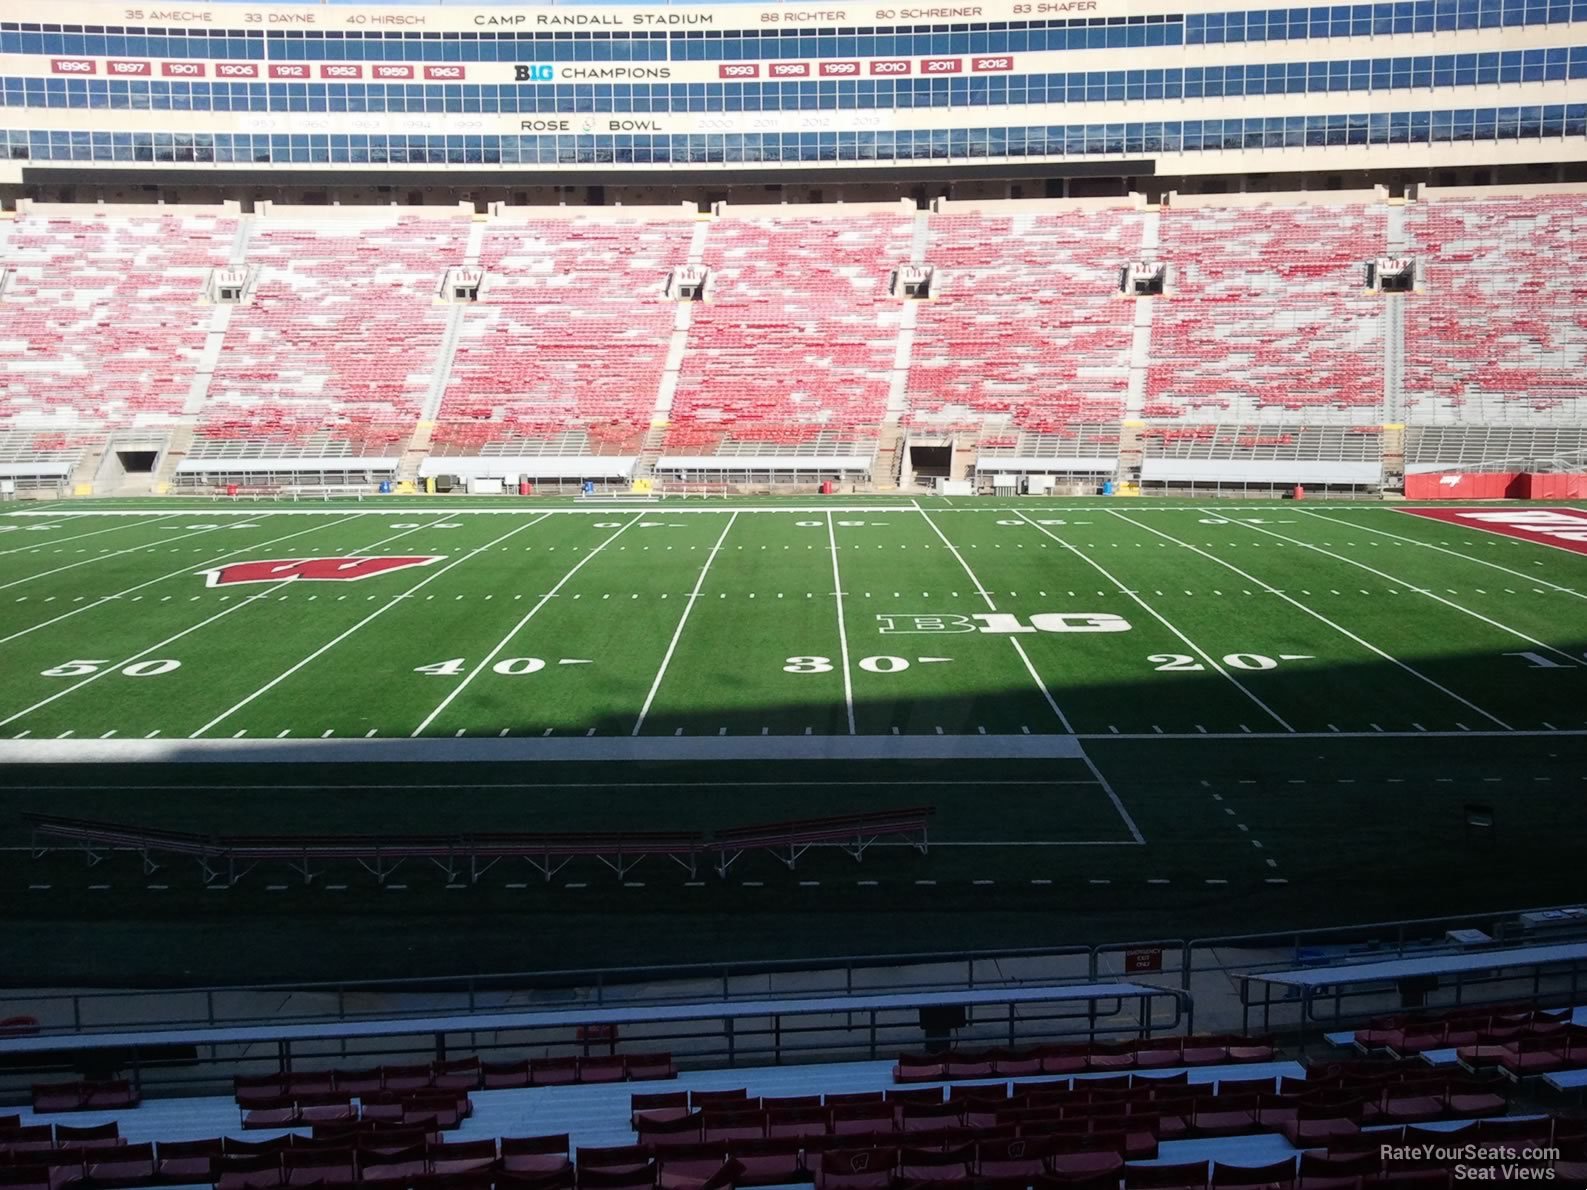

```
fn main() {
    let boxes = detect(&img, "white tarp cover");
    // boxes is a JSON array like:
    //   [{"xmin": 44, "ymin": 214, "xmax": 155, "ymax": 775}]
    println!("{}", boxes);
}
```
[
  {"xmin": 656, "ymin": 455, "xmax": 872, "ymax": 472},
  {"xmin": 419, "ymin": 455, "xmax": 637, "ymax": 480},
  {"xmin": 1141, "ymin": 459, "xmax": 1382, "ymax": 484},
  {"xmin": 976, "ymin": 456, "xmax": 1118, "ymax": 473},
  {"xmin": 177, "ymin": 457, "xmax": 399, "ymax": 474}
]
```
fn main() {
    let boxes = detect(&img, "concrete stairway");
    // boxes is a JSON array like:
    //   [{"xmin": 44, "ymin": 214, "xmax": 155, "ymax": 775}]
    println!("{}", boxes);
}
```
[
  {"xmin": 398, "ymin": 421, "xmax": 436, "ymax": 487},
  {"xmin": 870, "ymin": 425, "xmax": 905, "ymax": 490},
  {"xmin": 151, "ymin": 425, "xmax": 195, "ymax": 494}
]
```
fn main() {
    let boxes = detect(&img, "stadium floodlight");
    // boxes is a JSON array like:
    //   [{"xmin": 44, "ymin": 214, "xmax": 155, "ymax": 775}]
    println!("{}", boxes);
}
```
[
  {"xmin": 1365, "ymin": 256, "xmax": 1416, "ymax": 293},
  {"xmin": 890, "ymin": 264, "xmax": 936, "ymax": 300},
  {"xmin": 206, "ymin": 265, "xmax": 252, "ymax": 305},
  {"xmin": 441, "ymin": 266, "xmax": 484, "ymax": 303},
  {"xmin": 1119, "ymin": 260, "xmax": 1166, "ymax": 296},
  {"xmin": 665, "ymin": 264, "xmax": 710, "ymax": 302}
]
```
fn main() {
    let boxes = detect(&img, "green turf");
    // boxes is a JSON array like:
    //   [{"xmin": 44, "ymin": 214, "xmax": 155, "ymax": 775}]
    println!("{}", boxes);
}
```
[{"xmin": 3, "ymin": 497, "xmax": 1587, "ymax": 985}]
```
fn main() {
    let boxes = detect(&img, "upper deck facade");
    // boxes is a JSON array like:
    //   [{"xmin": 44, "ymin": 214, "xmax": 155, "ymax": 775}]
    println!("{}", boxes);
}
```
[{"xmin": 1, "ymin": 0, "xmax": 1583, "ymax": 184}]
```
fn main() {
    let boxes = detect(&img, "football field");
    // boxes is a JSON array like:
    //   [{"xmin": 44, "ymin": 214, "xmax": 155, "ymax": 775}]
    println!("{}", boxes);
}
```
[
  {"xmin": 3, "ymin": 498, "xmax": 1587, "ymax": 741},
  {"xmin": 3, "ymin": 495, "xmax": 1587, "ymax": 984}
]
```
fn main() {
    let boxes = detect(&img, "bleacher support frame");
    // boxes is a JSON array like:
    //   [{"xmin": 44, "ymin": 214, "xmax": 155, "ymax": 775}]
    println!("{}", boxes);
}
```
[
  {"xmin": 708, "ymin": 808, "xmax": 933, "ymax": 877},
  {"xmin": 25, "ymin": 810, "xmax": 935, "ymax": 889}
]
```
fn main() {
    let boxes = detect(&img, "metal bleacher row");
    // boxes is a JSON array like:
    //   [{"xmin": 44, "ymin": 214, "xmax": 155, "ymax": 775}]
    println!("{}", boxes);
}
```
[
  {"xmin": 1, "ymin": 185, "xmax": 1585, "ymax": 486},
  {"xmin": 10, "ymin": 932, "xmax": 1587, "ymax": 1190},
  {"xmin": 25, "ymin": 809, "xmax": 934, "ymax": 887},
  {"xmin": 7, "ymin": 1041, "xmax": 1587, "ymax": 1190}
]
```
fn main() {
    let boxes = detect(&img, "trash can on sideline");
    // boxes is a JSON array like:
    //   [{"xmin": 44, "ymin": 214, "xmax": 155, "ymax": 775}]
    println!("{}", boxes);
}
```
[
  {"xmin": 225, "ymin": 483, "xmax": 239, "ymax": 497},
  {"xmin": 519, "ymin": 480, "xmax": 532, "ymax": 496},
  {"xmin": 1293, "ymin": 484, "xmax": 1305, "ymax": 500}
]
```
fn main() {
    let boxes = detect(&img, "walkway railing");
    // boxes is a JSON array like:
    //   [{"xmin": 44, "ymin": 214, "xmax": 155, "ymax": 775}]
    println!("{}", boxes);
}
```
[{"xmin": 2, "ymin": 901, "xmax": 1583, "ymax": 1041}]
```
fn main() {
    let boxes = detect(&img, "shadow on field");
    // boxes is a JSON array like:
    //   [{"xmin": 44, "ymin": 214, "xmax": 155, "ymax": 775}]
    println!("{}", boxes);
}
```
[{"xmin": 1, "ymin": 636, "xmax": 1587, "ymax": 985}]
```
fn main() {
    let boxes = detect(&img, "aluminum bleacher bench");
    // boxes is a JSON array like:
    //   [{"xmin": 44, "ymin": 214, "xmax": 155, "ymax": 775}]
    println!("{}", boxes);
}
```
[
  {"xmin": 26, "ymin": 815, "xmax": 213, "ymax": 873},
  {"xmin": 24, "ymin": 815, "xmax": 704, "ymax": 885},
  {"xmin": 707, "ymin": 808, "xmax": 934, "ymax": 877}
]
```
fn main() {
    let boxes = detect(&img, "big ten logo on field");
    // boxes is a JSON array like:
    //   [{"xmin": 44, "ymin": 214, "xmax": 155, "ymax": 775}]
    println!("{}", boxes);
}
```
[
  {"xmin": 876, "ymin": 613, "xmax": 1132, "ymax": 634},
  {"xmin": 514, "ymin": 64, "xmax": 555, "ymax": 81}
]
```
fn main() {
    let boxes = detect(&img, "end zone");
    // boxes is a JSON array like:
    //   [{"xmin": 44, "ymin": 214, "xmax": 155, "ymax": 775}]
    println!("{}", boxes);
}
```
[{"xmin": 1398, "ymin": 506, "xmax": 1587, "ymax": 557}]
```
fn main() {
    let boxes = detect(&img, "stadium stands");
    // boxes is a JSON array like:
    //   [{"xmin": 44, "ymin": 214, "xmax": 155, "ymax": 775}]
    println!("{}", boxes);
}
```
[
  {"xmin": 1403, "ymin": 425, "xmax": 1587, "ymax": 473},
  {"xmin": 666, "ymin": 207, "xmax": 911, "ymax": 455},
  {"xmin": 435, "ymin": 213, "xmax": 695, "ymax": 458},
  {"xmin": 1138, "ymin": 425, "xmax": 1385, "ymax": 489},
  {"xmin": 0, "ymin": 207, "xmax": 234, "ymax": 432},
  {"xmin": 1403, "ymin": 187, "xmax": 1587, "ymax": 426},
  {"xmin": 0, "ymin": 431, "xmax": 88, "ymax": 488},
  {"xmin": 1350, "ymin": 1004, "xmax": 1569, "ymax": 1057},
  {"xmin": 3, "ymin": 187, "xmax": 1587, "ymax": 493},
  {"xmin": 199, "ymin": 209, "xmax": 470, "ymax": 456},
  {"xmin": 906, "ymin": 204, "xmax": 1139, "ymax": 435},
  {"xmin": 1146, "ymin": 197, "xmax": 1386, "ymax": 425},
  {"xmin": 10, "ymin": 1041, "xmax": 1587, "ymax": 1190}
]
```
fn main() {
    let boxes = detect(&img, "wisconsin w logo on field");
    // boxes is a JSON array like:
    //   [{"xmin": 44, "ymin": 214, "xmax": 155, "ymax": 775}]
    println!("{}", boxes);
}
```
[{"xmin": 199, "ymin": 556, "xmax": 444, "ymax": 588}]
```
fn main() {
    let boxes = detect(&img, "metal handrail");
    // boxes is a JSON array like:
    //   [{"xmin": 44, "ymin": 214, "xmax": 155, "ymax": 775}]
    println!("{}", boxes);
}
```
[{"xmin": 3, "ymin": 899, "xmax": 1582, "ymax": 1039}]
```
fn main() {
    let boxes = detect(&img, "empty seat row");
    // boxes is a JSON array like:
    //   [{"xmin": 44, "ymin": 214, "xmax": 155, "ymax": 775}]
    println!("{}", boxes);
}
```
[
  {"xmin": 241, "ymin": 1091, "xmax": 471, "ymax": 1133},
  {"xmin": 1352, "ymin": 1004, "xmax": 1567, "ymax": 1054},
  {"xmin": 893, "ymin": 1036, "xmax": 1275, "ymax": 1082},
  {"xmin": 235, "ymin": 1053, "xmax": 673, "ymax": 1105},
  {"xmin": 0, "ymin": 1134, "xmax": 573, "ymax": 1190},
  {"xmin": 27, "ymin": 1084, "xmax": 139, "ymax": 1116}
]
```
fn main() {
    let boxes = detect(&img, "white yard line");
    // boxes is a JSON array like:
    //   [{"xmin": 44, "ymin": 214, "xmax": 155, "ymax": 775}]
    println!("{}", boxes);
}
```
[
  {"xmin": 631, "ymin": 511, "xmax": 738, "ymax": 737},
  {"xmin": 1011, "ymin": 510, "xmax": 1293, "ymax": 732},
  {"xmin": 0, "ymin": 520, "xmax": 236, "ymax": 593},
  {"xmin": 1113, "ymin": 510, "xmax": 1513, "ymax": 730},
  {"xmin": 0, "ymin": 519, "xmax": 438, "ymax": 730},
  {"xmin": 914, "ymin": 503, "xmax": 1073, "ymax": 732},
  {"xmin": 1302, "ymin": 508, "xmax": 1587, "ymax": 602},
  {"xmin": 913, "ymin": 503, "xmax": 1144, "ymax": 844},
  {"xmin": 827, "ymin": 510, "xmax": 857, "ymax": 736},
  {"xmin": 1211, "ymin": 509, "xmax": 1582, "ymax": 666},
  {"xmin": 0, "ymin": 514, "xmax": 369, "ymax": 648},
  {"xmin": 1212, "ymin": 510, "xmax": 1583, "ymax": 666},
  {"xmin": 6, "ymin": 503, "xmax": 1427, "ymax": 518},
  {"xmin": 410, "ymin": 516, "xmax": 643, "ymax": 737},
  {"xmin": 191, "ymin": 515, "xmax": 553, "ymax": 738},
  {"xmin": 0, "ymin": 513, "xmax": 185, "ymax": 556}
]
